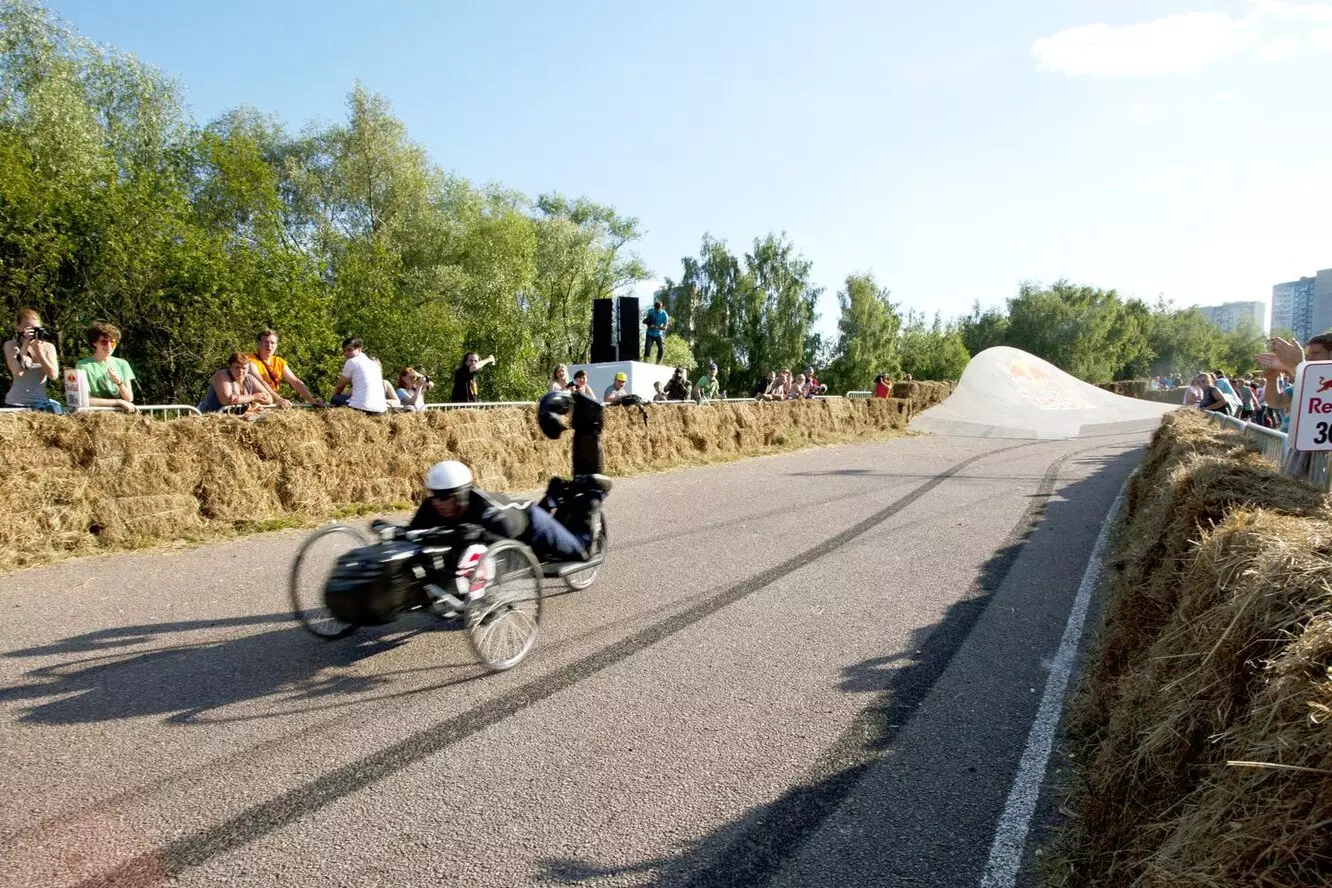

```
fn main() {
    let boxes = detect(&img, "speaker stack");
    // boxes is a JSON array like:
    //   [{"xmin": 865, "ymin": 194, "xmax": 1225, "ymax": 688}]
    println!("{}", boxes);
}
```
[
  {"xmin": 590, "ymin": 298, "xmax": 616, "ymax": 363},
  {"xmin": 617, "ymin": 296, "xmax": 640, "ymax": 362}
]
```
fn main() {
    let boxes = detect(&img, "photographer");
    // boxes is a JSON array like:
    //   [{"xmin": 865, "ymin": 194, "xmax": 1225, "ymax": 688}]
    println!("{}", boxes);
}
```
[
  {"xmin": 395, "ymin": 367, "xmax": 433, "ymax": 411},
  {"xmin": 76, "ymin": 322, "xmax": 137, "ymax": 412},
  {"xmin": 4, "ymin": 309, "xmax": 63, "ymax": 414}
]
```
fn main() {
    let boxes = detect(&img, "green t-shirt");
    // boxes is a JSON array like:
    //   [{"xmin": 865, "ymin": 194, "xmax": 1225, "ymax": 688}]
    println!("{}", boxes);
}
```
[
  {"xmin": 695, "ymin": 375, "xmax": 719, "ymax": 398},
  {"xmin": 77, "ymin": 356, "xmax": 136, "ymax": 399}
]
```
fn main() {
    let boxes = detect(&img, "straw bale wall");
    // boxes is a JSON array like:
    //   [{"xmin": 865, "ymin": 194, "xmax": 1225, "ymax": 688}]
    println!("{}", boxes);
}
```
[
  {"xmin": 0, "ymin": 394, "xmax": 942, "ymax": 572},
  {"xmin": 1053, "ymin": 410, "xmax": 1332, "ymax": 887}
]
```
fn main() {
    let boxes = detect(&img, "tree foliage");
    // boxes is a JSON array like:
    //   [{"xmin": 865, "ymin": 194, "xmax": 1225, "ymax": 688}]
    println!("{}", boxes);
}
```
[{"xmin": 0, "ymin": 3, "xmax": 647, "ymax": 402}]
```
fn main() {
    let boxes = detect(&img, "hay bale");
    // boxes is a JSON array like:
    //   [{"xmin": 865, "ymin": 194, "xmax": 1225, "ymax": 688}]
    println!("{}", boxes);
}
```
[
  {"xmin": 1056, "ymin": 410, "xmax": 1332, "ymax": 887},
  {"xmin": 0, "ymin": 390, "xmax": 938, "ymax": 572}
]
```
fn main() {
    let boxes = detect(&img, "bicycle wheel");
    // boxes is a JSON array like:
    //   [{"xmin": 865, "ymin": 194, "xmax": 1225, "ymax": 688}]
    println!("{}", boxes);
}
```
[
  {"xmin": 562, "ymin": 514, "xmax": 608, "ymax": 592},
  {"xmin": 289, "ymin": 523, "xmax": 372, "ymax": 639},
  {"xmin": 465, "ymin": 540, "xmax": 544, "ymax": 671}
]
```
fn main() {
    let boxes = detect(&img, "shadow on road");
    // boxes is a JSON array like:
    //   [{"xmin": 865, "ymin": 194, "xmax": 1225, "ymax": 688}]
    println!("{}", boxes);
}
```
[
  {"xmin": 535, "ymin": 444, "xmax": 1143, "ymax": 888},
  {"xmin": 0, "ymin": 612, "xmax": 477, "ymax": 726}
]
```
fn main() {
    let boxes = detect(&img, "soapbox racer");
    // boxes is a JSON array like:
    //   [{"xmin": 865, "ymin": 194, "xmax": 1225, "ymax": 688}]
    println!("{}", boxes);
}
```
[{"xmin": 287, "ymin": 390, "xmax": 609, "ymax": 672}]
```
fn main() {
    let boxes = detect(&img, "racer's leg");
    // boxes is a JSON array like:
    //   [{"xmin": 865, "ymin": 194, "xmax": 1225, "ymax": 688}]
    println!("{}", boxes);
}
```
[{"xmin": 526, "ymin": 504, "xmax": 591, "ymax": 563}]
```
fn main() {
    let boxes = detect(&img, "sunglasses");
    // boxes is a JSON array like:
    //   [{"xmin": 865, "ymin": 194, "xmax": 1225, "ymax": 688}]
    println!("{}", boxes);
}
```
[{"xmin": 98, "ymin": 337, "xmax": 118, "ymax": 346}]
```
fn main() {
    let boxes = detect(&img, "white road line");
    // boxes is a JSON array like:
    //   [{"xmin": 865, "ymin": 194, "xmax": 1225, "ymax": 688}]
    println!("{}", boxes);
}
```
[{"xmin": 977, "ymin": 486, "xmax": 1125, "ymax": 888}]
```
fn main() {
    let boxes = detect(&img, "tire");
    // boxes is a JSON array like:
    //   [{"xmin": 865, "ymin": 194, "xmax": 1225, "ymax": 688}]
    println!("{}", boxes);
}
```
[
  {"xmin": 562, "ymin": 514, "xmax": 608, "ymax": 592},
  {"xmin": 289, "ymin": 523, "xmax": 372, "ymax": 639},
  {"xmin": 465, "ymin": 539, "xmax": 544, "ymax": 671}
]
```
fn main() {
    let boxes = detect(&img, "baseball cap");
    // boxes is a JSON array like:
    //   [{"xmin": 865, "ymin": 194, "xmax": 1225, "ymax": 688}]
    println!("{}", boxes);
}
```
[{"xmin": 614, "ymin": 372, "xmax": 627, "ymax": 382}]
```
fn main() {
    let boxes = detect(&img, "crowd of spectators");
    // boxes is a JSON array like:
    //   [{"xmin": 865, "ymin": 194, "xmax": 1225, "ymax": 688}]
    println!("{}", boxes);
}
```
[
  {"xmin": 4, "ymin": 306, "xmax": 847, "ymax": 419},
  {"xmin": 1, "ymin": 308, "xmax": 503, "ymax": 418}
]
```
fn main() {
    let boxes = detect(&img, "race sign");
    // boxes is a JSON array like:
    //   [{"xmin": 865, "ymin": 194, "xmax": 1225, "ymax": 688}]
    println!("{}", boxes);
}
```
[{"xmin": 1288, "ymin": 360, "xmax": 1332, "ymax": 450}]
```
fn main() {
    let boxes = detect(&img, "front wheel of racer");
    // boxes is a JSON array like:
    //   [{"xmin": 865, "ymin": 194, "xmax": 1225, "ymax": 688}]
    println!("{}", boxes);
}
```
[
  {"xmin": 289, "ymin": 523, "xmax": 371, "ymax": 640},
  {"xmin": 464, "ymin": 539, "xmax": 544, "ymax": 671}
]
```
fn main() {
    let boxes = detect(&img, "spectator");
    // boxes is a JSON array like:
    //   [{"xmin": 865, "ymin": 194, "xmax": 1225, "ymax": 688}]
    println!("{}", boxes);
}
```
[
  {"xmin": 873, "ymin": 374, "xmax": 891, "ymax": 398},
  {"xmin": 571, "ymin": 369, "xmax": 592, "ymax": 397},
  {"xmin": 76, "ymin": 322, "xmax": 137, "ymax": 412},
  {"xmin": 1211, "ymin": 369, "xmax": 1243, "ymax": 416},
  {"xmin": 804, "ymin": 365, "xmax": 827, "ymax": 396},
  {"xmin": 765, "ymin": 371, "xmax": 787, "ymax": 401},
  {"xmin": 604, "ymin": 371, "xmax": 629, "ymax": 404},
  {"xmin": 652, "ymin": 380, "xmax": 667, "ymax": 402},
  {"xmin": 752, "ymin": 371, "xmax": 777, "ymax": 400},
  {"xmin": 199, "ymin": 352, "xmax": 272, "ymax": 414},
  {"xmin": 791, "ymin": 373, "xmax": 812, "ymax": 399},
  {"xmin": 1183, "ymin": 374, "xmax": 1206, "ymax": 409},
  {"xmin": 904, "ymin": 373, "xmax": 913, "ymax": 382},
  {"xmin": 248, "ymin": 329, "xmax": 324, "ymax": 407},
  {"xmin": 695, "ymin": 362, "xmax": 720, "ymax": 401},
  {"xmin": 1256, "ymin": 333, "xmax": 1332, "ymax": 425},
  {"xmin": 450, "ymin": 351, "xmax": 496, "ymax": 403},
  {"xmin": 643, "ymin": 301, "xmax": 669, "ymax": 364},
  {"xmin": 1197, "ymin": 373, "xmax": 1231, "ymax": 414},
  {"xmin": 331, "ymin": 337, "xmax": 388, "ymax": 414},
  {"xmin": 550, "ymin": 364, "xmax": 568, "ymax": 393},
  {"xmin": 664, "ymin": 367, "xmax": 691, "ymax": 401},
  {"xmin": 1236, "ymin": 375, "xmax": 1258, "ymax": 420},
  {"xmin": 395, "ymin": 367, "xmax": 433, "ymax": 411},
  {"xmin": 4, "ymin": 308, "xmax": 62, "ymax": 414}
]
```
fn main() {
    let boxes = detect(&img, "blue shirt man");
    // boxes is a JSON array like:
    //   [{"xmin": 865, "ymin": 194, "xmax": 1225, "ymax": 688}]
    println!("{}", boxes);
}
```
[{"xmin": 643, "ymin": 301, "xmax": 669, "ymax": 363}]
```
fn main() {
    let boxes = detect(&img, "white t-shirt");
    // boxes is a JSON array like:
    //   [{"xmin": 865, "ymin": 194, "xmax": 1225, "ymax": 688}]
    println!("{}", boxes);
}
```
[{"xmin": 341, "ymin": 353, "xmax": 387, "ymax": 413}]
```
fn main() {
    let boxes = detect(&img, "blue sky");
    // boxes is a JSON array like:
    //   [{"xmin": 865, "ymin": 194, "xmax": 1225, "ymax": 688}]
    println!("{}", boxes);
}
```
[{"xmin": 47, "ymin": 0, "xmax": 1332, "ymax": 336}]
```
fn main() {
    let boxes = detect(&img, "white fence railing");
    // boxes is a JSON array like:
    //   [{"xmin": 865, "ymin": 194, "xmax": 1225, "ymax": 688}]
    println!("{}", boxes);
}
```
[
  {"xmin": 1200, "ymin": 411, "xmax": 1332, "ymax": 491},
  {"xmin": 1, "ymin": 403, "xmax": 202, "ymax": 419}
]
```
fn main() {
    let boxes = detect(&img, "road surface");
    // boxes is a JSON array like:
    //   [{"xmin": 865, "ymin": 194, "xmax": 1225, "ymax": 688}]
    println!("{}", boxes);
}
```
[{"xmin": 0, "ymin": 426, "xmax": 1153, "ymax": 887}]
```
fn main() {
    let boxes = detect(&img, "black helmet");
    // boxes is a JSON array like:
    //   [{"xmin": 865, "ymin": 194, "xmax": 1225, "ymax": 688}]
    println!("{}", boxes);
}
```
[{"xmin": 539, "ymin": 390, "xmax": 573, "ymax": 440}]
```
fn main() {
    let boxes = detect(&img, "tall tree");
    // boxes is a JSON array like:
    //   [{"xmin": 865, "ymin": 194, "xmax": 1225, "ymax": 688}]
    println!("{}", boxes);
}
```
[{"xmin": 825, "ymin": 273, "xmax": 901, "ymax": 391}]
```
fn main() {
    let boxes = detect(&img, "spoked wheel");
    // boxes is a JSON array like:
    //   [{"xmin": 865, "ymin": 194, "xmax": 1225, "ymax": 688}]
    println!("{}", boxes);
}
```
[
  {"xmin": 289, "ymin": 523, "xmax": 372, "ymax": 639},
  {"xmin": 465, "ymin": 540, "xmax": 544, "ymax": 671},
  {"xmin": 562, "ymin": 514, "xmax": 608, "ymax": 592}
]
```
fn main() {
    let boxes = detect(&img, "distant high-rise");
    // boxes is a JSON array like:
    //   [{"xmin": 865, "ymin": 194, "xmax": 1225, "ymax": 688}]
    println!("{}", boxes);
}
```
[
  {"xmin": 1198, "ymin": 301, "xmax": 1265, "ymax": 334},
  {"xmin": 1272, "ymin": 275, "xmax": 1321, "ymax": 343}
]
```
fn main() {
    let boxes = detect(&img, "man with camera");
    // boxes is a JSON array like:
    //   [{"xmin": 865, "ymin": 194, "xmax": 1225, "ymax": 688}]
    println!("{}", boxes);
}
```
[{"xmin": 4, "ymin": 309, "xmax": 63, "ymax": 414}]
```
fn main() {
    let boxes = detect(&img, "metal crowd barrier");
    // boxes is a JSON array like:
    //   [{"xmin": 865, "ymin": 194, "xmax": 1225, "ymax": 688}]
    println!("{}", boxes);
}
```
[
  {"xmin": 424, "ymin": 401, "xmax": 537, "ymax": 411},
  {"xmin": 0, "ymin": 403, "xmax": 202, "ymax": 419},
  {"xmin": 75, "ymin": 404, "xmax": 203, "ymax": 419},
  {"xmin": 1200, "ymin": 410, "xmax": 1332, "ymax": 491}
]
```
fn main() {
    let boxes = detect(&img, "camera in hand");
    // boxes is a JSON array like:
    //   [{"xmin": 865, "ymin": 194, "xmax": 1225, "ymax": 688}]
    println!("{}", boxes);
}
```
[{"xmin": 24, "ymin": 326, "xmax": 55, "ymax": 343}]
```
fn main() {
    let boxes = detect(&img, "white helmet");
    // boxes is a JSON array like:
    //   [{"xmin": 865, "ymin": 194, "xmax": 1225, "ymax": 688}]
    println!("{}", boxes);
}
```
[{"xmin": 425, "ymin": 460, "xmax": 473, "ymax": 495}]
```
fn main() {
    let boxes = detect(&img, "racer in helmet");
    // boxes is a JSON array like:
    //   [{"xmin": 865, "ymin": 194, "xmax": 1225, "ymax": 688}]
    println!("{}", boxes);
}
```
[{"xmin": 407, "ymin": 460, "xmax": 609, "ymax": 564}]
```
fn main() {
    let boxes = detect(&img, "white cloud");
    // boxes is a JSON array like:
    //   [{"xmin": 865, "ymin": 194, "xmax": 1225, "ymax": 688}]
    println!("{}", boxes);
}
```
[{"xmin": 1033, "ymin": 1, "xmax": 1332, "ymax": 78}]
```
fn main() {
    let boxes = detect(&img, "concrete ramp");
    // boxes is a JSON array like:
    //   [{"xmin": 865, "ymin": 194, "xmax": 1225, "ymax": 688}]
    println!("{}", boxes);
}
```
[{"xmin": 909, "ymin": 346, "xmax": 1176, "ymax": 439}]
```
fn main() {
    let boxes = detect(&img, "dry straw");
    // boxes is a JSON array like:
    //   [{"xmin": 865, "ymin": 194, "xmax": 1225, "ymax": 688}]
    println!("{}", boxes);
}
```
[
  {"xmin": 0, "ymin": 393, "xmax": 942, "ymax": 573},
  {"xmin": 1054, "ymin": 410, "xmax": 1332, "ymax": 887}
]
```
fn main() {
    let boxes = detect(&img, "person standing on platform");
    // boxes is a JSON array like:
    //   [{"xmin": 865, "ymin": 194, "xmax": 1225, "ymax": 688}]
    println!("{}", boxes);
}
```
[{"xmin": 643, "ymin": 301, "xmax": 669, "ymax": 364}]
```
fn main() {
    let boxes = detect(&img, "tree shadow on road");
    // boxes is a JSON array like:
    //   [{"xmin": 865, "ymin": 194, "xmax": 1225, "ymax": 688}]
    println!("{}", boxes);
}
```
[{"xmin": 534, "ymin": 445, "xmax": 1143, "ymax": 888}]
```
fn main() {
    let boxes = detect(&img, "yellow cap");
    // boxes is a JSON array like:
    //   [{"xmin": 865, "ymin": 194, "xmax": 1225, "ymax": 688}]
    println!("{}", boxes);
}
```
[{"xmin": 614, "ymin": 372, "xmax": 627, "ymax": 382}]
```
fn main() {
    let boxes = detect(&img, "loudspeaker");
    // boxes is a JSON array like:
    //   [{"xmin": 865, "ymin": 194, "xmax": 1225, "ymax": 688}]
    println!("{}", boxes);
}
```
[
  {"xmin": 617, "ymin": 296, "xmax": 640, "ymax": 362},
  {"xmin": 591, "ymin": 298, "xmax": 616, "ymax": 363}
]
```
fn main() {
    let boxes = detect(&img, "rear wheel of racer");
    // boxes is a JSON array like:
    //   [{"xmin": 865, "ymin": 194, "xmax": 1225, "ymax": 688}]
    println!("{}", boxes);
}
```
[
  {"xmin": 465, "ymin": 540, "xmax": 544, "ymax": 671},
  {"xmin": 289, "ymin": 523, "xmax": 372, "ymax": 639},
  {"xmin": 562, "ymin": 514, "xmax": 608, "ymax": 592}
]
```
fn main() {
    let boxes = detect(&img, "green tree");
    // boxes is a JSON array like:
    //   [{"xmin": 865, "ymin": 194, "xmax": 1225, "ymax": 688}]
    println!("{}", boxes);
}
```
[
  {"xmin": 825, "ymin": 273, "xmax": 901, "ymax": 392},
  {"xmin": 899, "ymin": 311, "xmax": 971, "ymax": 380}
]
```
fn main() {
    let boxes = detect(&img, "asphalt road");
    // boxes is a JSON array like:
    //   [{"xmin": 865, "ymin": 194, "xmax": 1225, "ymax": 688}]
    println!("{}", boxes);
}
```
[{"xmin": 0, "ymin": 427, "xmax": 1152, "ymax": 888}]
